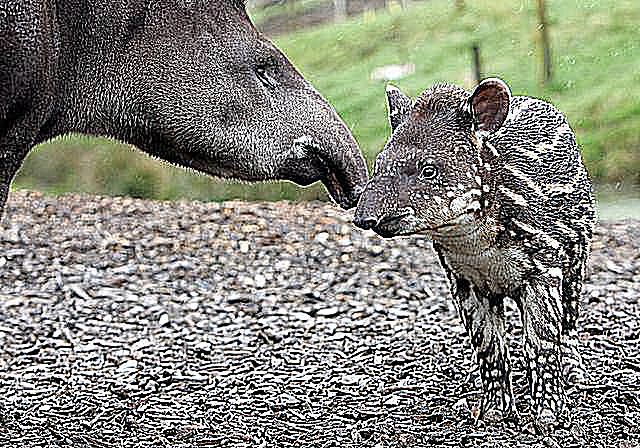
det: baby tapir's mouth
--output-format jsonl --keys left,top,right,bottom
{"left": 428, "top": 212, "right": 477, "bottom": 237}
{"left": 354, "top": 210, "right": 414, "bottom": 238}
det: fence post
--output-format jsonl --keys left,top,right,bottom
{"left": 537, "top": 0, "right": 552, "bottom": 84}
{"left": 472, "top": 43, "right": 482, "bottom": 85}
{"left": 334, "top": 0, "right": 347, "bottom": 21}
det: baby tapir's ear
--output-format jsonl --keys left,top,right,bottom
{"left": 468, "top": 78, "right": 511, "bottom": 134}
{"left": 386, "top": 84, "right": 413, "bottom": 132}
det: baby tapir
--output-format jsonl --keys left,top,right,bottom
{"left": 354, "top": 78, "right": 596, "bottom": 429}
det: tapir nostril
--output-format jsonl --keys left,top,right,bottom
{"left": 354, "top": 216, "right": 379, "bottom": 230}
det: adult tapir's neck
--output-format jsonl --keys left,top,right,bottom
{"left": 38, "top": 0, "right": 248, "bottom": 143}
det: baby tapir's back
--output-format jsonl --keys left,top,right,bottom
{"left": 489, "top": 96, "right": 596, "bottom": 249}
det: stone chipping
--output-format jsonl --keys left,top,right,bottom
{"left": 0, "top": 191, "right": 638, "bottom": 447}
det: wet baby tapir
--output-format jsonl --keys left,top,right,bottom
{"left": 354, "top": 78, "right": 596, "bottom": 430}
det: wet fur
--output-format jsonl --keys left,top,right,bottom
{"left": 356, "top": 79, "right": 596, "bottom": 430}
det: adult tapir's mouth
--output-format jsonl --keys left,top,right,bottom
{"left": 293, "top": 136, "right": 364, "bottom": 209}
{"left": 318, "top": 153, "right": 367, "bottom": 210}
{"left": 321, "top": 169, "right": 354, "bottom": 210}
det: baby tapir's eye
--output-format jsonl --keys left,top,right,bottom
{"left": 419, "top": 164, "right": 438, "bottom": 180}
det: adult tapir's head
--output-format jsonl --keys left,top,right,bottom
{"left": 53, "top": 0, "right": 367, "bottom": 208}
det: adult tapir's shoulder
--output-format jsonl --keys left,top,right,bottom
{"left": 0, "top": 1, "right": 58, "bottom": 117}
{"left": 0, "top": 1, "right": 57, "bottom": 59}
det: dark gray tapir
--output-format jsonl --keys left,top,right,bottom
{"left": 0, "top": 0, "right": 368, "bottom": 212}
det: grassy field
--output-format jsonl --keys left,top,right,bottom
{"left": 14, "top": 0, "right": 640, "bottom": 203}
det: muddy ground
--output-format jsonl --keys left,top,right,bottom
{"left": 0, "top": 191, "right": 639, "bottom": 448}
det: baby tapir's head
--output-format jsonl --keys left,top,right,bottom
{"left": 354, "top": 78, "right": 511, "bottom": 238}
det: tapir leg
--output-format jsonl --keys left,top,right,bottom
{"left": 0, "top": 106, "right": 49, "bottom": 213}
{"left": 561, "top": 242, "right": 589, "bottom": 384}
{"left": 434, "top": 244, "right": 516, "bottom": 421}
{"left": 0, "top": 144, "right": 31, "bottom": 214}
{"left": 0, "top": 0, "right": 58, "bottom": 214}
{"left": 517, "top": 271, "right": 566, "bottom": 431}
{"left": 451, "top": 277, "right": 515, "bottom": 421}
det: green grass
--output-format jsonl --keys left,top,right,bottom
{"left": 248, "top": 0, "right": 328, "bottom": 26}
{"left": 273, "top": 0, "right": 640, "bottom": 177}
{"left": 14, "top": 0, "right": 640, "bottom": 202}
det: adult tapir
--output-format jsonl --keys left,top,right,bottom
{"left": 0, "top": 0, "right": 368, "bottom": 212}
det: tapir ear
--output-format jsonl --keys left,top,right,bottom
{"left": 468, "top": 78, "right": 511, "bottom": 134}
{"left": 386, "top": 84, "right": 413, "bottom": 132}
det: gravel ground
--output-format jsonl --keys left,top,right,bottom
{"left": 1, "top": 191, "right": 639, "bottom": 448}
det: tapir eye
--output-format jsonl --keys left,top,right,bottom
{"left": 419, "top": 164, "right": 438, "bottom": 180}
{"left": 255, "top": 65, "right": 278, "bottom": 89}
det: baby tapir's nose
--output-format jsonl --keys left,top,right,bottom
{"left": 353, "top": 188, "right": 382, "bottom": 229}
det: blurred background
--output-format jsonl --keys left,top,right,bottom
{"left": 13, "top": 0, "right": 639, "bottom": 216}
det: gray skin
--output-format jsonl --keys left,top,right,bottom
{"left": 355, "top": 78, "right": 595, "bottom": 431}
{"left": 0, "top": 0, "right": 367, "bottom": 213}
